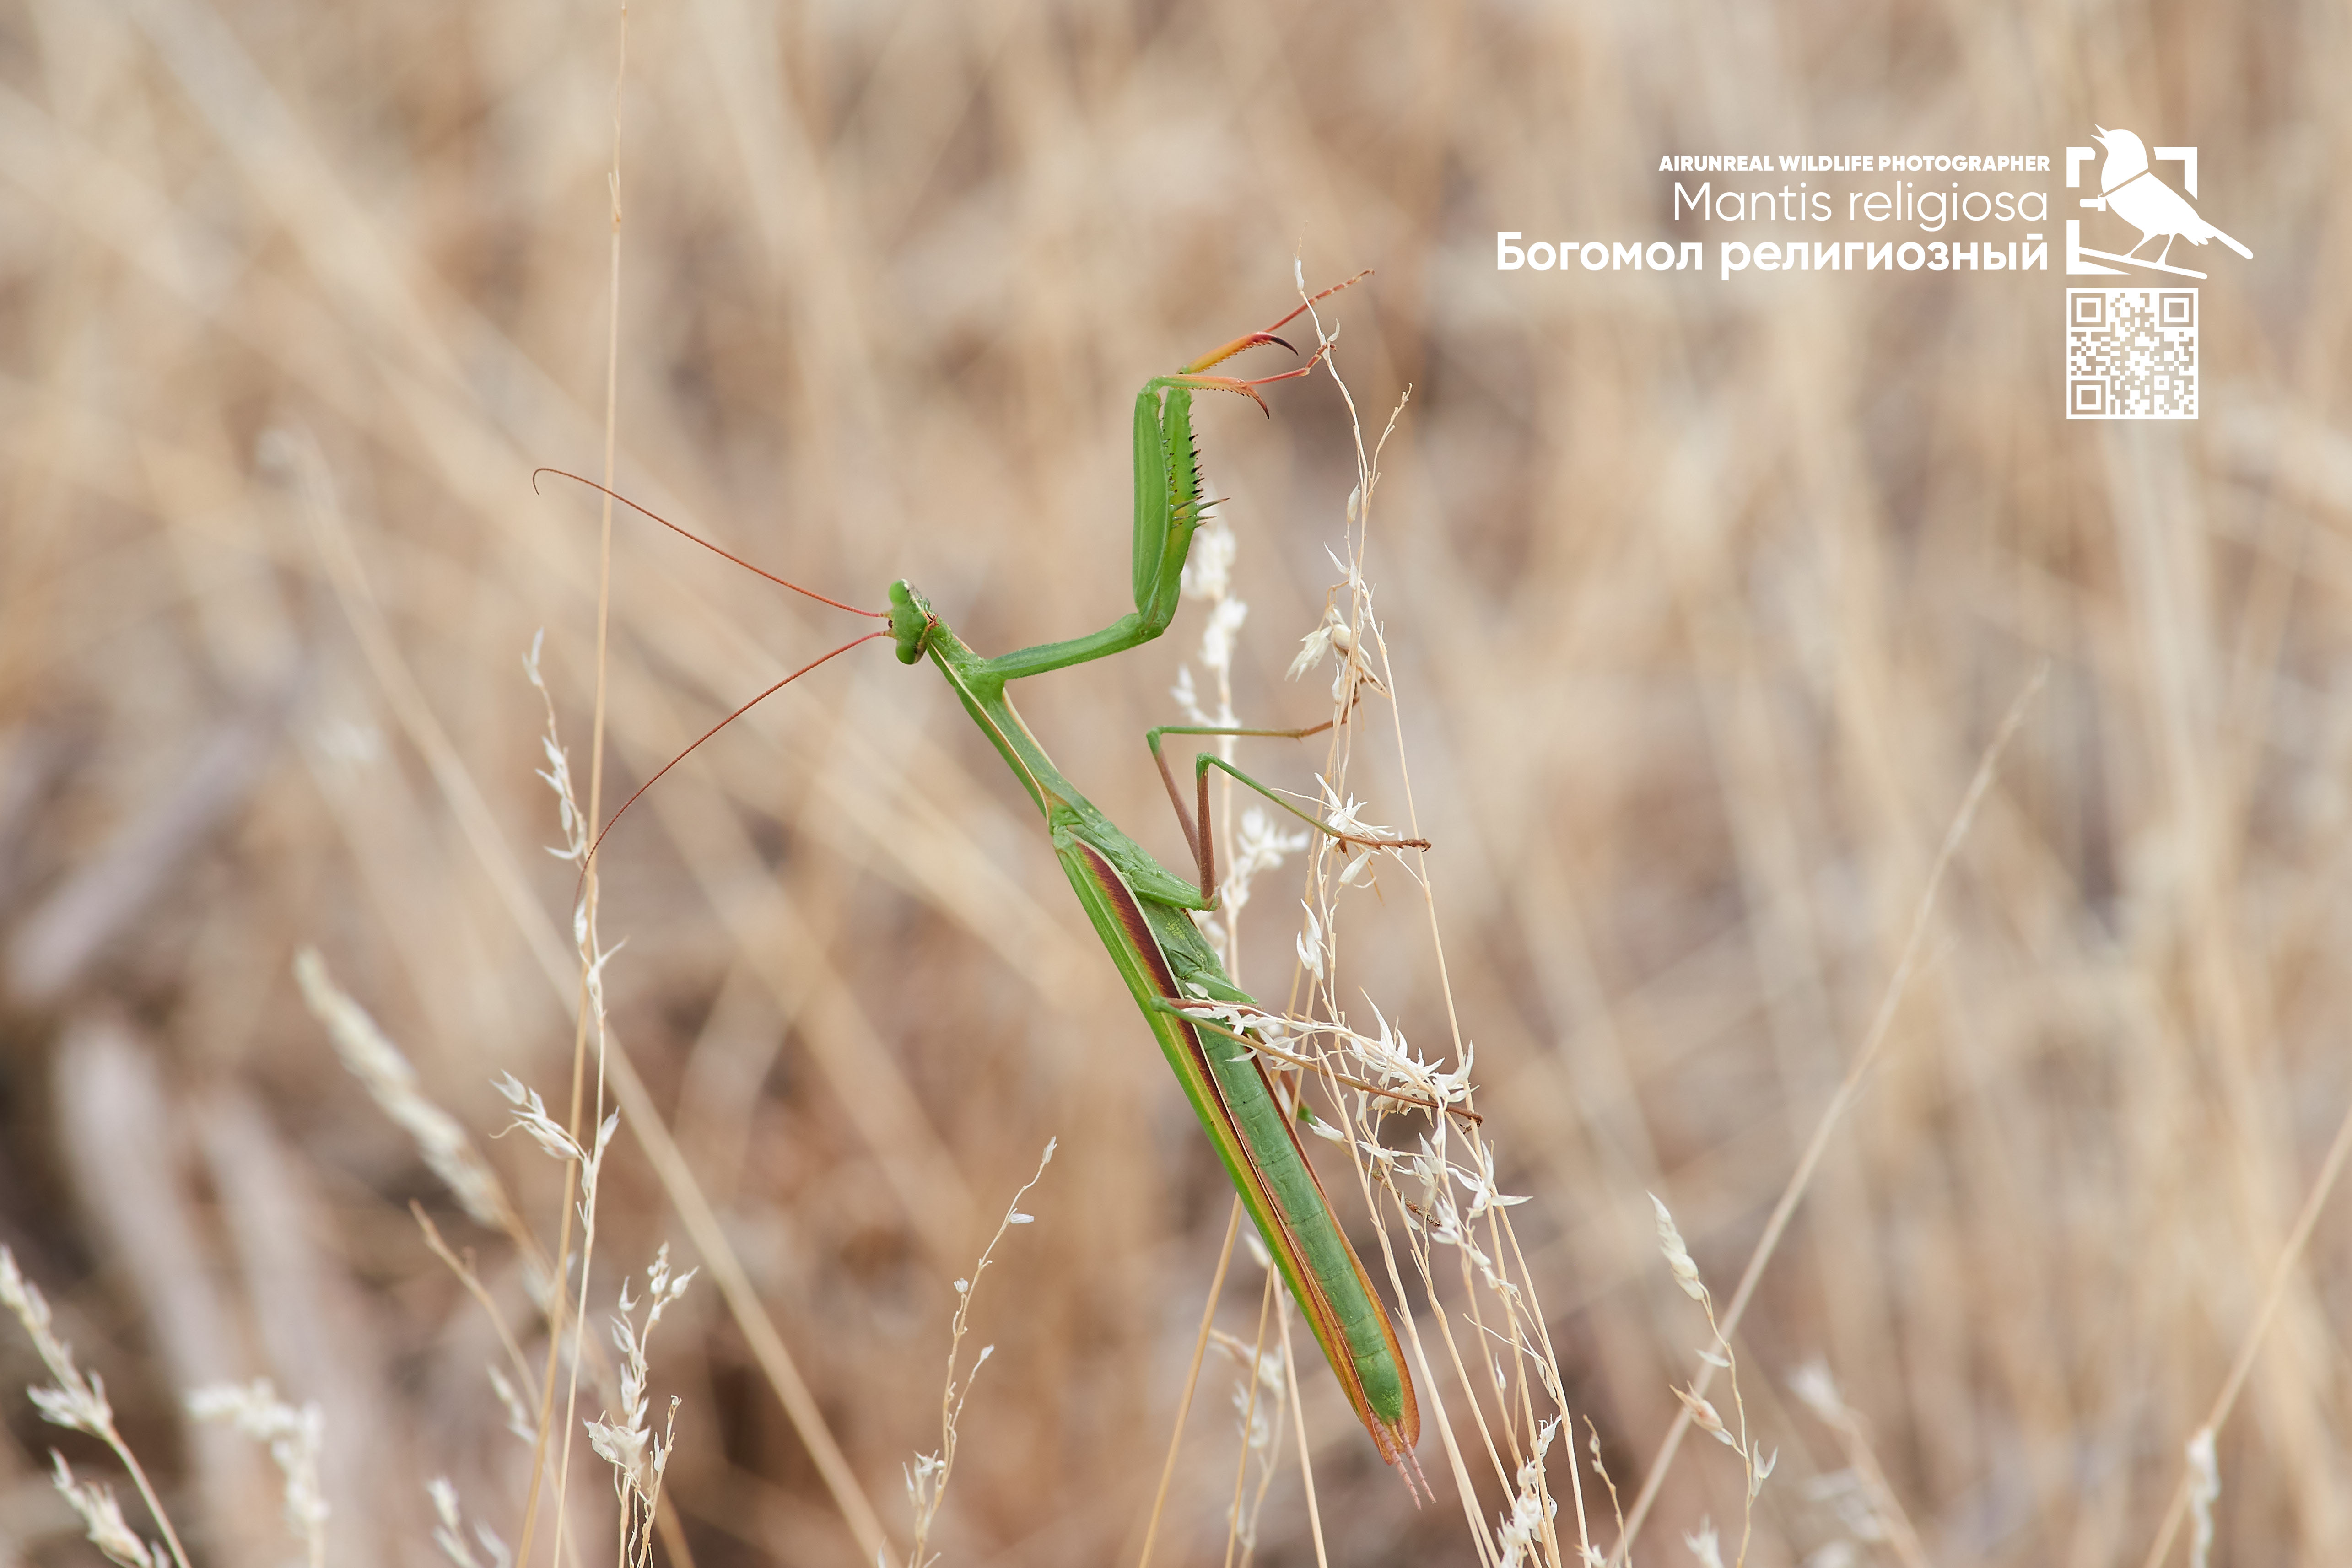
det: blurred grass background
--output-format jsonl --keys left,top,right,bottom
{"left": 2, "top": 0, "right": 2349, "bottom": 1563}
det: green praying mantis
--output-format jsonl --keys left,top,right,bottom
{"left": 543, "top": 274, "right": 1444, "bottom": 1476}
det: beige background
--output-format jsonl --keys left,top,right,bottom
{"left": 1, "top": 0, "right": 2346, "bottom": 1563}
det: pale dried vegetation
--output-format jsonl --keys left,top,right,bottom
{"left": 1, "top": 1, "right": 2347, "bottom": 1565}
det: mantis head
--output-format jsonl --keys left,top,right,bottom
{"left": 889, "top": 580, "right": 936, "bottom": 664}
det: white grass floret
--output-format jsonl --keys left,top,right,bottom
{"left": 903, "top": 1140, "right": 1055, "bottom": 1568}
{"left": 1225, "top": 808, "right": 1308, "bottom": 921}
{"left": 486, "top": 1364, "right": 536, "bottom": 1443}
{"left": 1199, "top": 597, "right": 1249, "bottom": 688}
{"left": 5, "top": 1250, "right": 194, "bottom": 1568}
{"left": 3, "top": 1248, "right": 110, "bottom": 1437}
{"left": 293, "top": 948, "right": 511, "bottom": 1229}
{"left": 1451, "top": 1138, "right": 1532, "bottom": 1222}
{"left": 495, "top": 1072, "right": 605, "bottom": 1168}
{"left": 1651, "top": 1193, "right": 1707, "bottom": 1304}
{"left": 1181, "top": 511, "right": 1237, "bottom": 603}
{"left": 1171, "top": 664, "right": 1209, "bottom": 727}
{"left": 1210, "top": 1332, "right": 1288, "bottom": 1455}
{"left": 523, "top": 631, "right": 590, "bottom": 865}
{"left": 426, "top": 1476, "right": 513, "bottom": 1568}
{"left": 186, "top": 1379, "right": 328, "bottom": 1560}
{"left": 586, "top": 1245, "right": 697, "bottom": 1504}
{"left": 51, "top": 1454, "right": 157, "bottom": 1568}
{"left": 2186, "top": 1426, "right": 2219, "bottom": 1568}
{"left": 1494, "top": 1417, "right": 1560, "bottom": 1568}
{"left": 1286, "top": 610, "right": 1341, "bottom": 684}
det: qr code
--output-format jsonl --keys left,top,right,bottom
{"left": 2067, "top": 289, "right": 2197, "bottom": 419}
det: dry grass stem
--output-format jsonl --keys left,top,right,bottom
{"left": 4, "top": 1250, "right": 195, "bottom": 1568}
{"left": 1611, "top": 663, "right": 2048, "bottom": 1565}
{"left": 1647, "top": 1193, "right": 1774, "bottom": 1567}
{"left": 904, "top": 1138, "right": 1057, "bottom": 1568}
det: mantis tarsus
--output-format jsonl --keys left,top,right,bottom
{"left": 542, "top": 274, "right": 1438, "bottom": 1476}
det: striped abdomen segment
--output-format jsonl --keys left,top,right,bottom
{"left": 1056, "top": 830, "right": 1418, "bottom": 1463}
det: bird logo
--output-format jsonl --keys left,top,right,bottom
{"left": 2071, "top": 127, "right": 2250, "bottom": 277}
